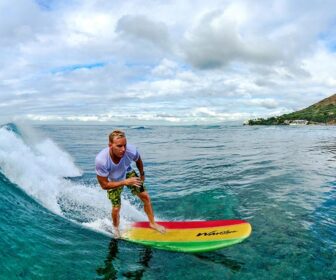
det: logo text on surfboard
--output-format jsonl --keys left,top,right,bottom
{"left": 196, "top": 230, "right": 237, "bottom": 237}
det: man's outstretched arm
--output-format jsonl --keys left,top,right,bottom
{"left": 97, "top": 175, "right": 142, "bottom": 190}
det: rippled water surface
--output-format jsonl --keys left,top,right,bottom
{"left": 0, "top": 123, "right": 335, "bottom": 279}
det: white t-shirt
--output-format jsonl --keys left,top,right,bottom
{"left": 95, "top": 144, "right": 140, "bottom": 182}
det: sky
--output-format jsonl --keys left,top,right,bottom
{"left": 1, "top": 0, "right": 336, "bottom": 124}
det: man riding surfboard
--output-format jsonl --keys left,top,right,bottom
{"left": 95, "top": 130, "right": 165, "bottom": 237}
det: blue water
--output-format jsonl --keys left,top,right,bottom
{"left": 0, "top": 123, "right": 335, "bottom": 279}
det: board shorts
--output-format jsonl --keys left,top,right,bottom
{"left": 107, "top": 170, "right": 146, "bottom": 208}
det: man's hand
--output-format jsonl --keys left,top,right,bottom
{"left": 125, "top": 177, "right": 142, "bottom": 188}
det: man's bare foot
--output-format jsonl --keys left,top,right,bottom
{"left": 149, "top": 223, "right": 166, "bottom": 234}
{"left": 113, "top": 227, "right": 121, "bottom": 239}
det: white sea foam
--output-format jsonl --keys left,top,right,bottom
{"left": 0, "top": 124, "right": 146, "bottom": 237}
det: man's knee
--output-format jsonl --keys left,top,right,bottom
{"left": 139, "top": 192, "right": 151, "bottom": 204}
{"left": 112, "top": 207, "right": 120, "bottom": 214}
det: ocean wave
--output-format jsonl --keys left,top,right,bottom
{"left": 0, "top": 123, "right": 145, "bottom": 237}
{"left": 1, "top": 122, "right": 23, "bottom": 136}
{"left": 130, "top": 126, "right": 152, "bottom": 130}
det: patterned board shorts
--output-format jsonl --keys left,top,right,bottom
{"left": 107, "top": 170, "right": 146, "bottom": 208}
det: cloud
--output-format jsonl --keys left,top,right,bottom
{"left": 151, "top": 59, "right": 178, "bottom": 77}
{"left": 181, "top": 1, "right": 336, "bottom": 70}
{"left": 303, "top": 45, "right": 336, "bottom": 88}
{"left": 0, "top": 0, "right": 49, "bottom": 46}
{"left": 116, "top": 14, "right": 171, "bottom": 51}
{"left": 182, "top": 8, "right": 279, "bottom": 68}
{"left": 1, "top": 0, "right": 336, "bottom": 124}
{"left": 244, "top": 98, "right": 279, "bottom": 109}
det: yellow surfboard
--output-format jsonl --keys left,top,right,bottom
{"left": 122, "top": 220, "right": 252, "bottom": 253}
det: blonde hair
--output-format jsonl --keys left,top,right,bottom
{"left": 109, "top": 130, "right": 126, "bottom": 143}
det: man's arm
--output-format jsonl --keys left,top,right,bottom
{"left": 136, "top": 156, "right": 145, "bottom": 181}
{"left": 97, "top": 175, "right": 142, "bottom": 190}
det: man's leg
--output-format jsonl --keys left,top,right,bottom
{"left": 112, "top": 207, "right": 121, "bottom": 238}
{"left": 126, "top": 170, "right": 165, "bottom": 234}
{"left": 137, "top": 191, "right": 166, "bottom": 233}
{"left": 107, "top": 187, "right": 123, "bottom": 238}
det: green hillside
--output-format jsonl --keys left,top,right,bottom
{"left": 247, "top": 93, "right": 336, "bottom": 125}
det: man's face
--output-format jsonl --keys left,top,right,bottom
{"left": 109, "top": 137, "right": 127, "bottom": 158}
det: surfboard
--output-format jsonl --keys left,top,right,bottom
{"left": 122, "top": 220, "right": 252, "bottom": 253}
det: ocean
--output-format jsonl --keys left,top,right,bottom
{"left": 0, "top": 123, "right": 335, "bottom": 279}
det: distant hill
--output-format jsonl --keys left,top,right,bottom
{"left": 247, "top": 93, "right": 336, "bottom": 125}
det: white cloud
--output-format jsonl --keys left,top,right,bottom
{"left": 0, "top": 0, "right": 48, "bottom": 45}
{"left": 1, "top": 0, "right": 336, "bottom": 124}
{"left": 182, "top": 8, "right": 277, "bottom": 69}
{"left": 151, "top": 59, "right": 178, "bottom": 77}
{"left": 189, "top": 107, "right": 252, "bottom": 122}
{"left": 303, "top": 46, "right": 336, "bottom": 88}
{"left": 116, "top": 15, "right": 170, "bottom": 50}
{"left": 244, "top": 98, "right": 279, "bottom": 109}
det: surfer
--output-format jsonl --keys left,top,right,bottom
{"left": 95, "top": 130, "right": 166, "bottom": 238}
